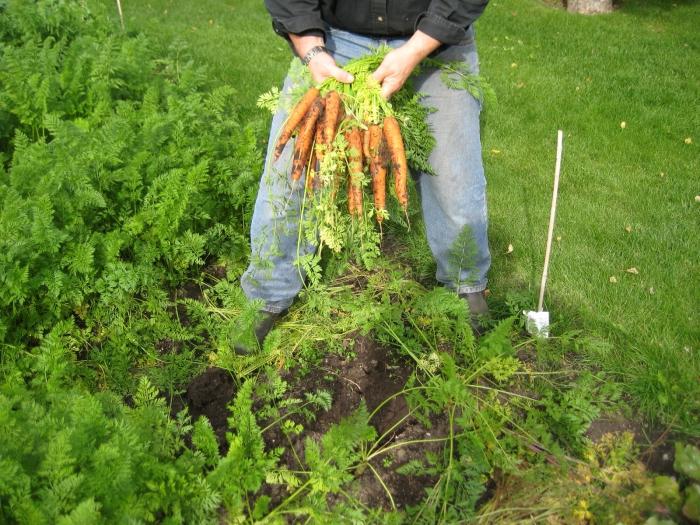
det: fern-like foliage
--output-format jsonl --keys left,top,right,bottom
{"left": 0, "top": 378, "right": 221, "bottom": 523}
{"left": 0, "top": 0, "right": 263, "bottom": 394}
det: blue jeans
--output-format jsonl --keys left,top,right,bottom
{"left": 242, "top": 27, "right": 491, "bottom": 313}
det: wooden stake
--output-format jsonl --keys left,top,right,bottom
{"left": 537, "top": 130, "right": 564, "bottom": 312}
{"left": 116, "top": 0, "right": 125, "bottom": 30}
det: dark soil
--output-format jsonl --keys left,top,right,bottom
{"left": 262, "top": 334, "right": 445, "bottom": 510}
{"left": 586, "top": 412, "right": 677, "bottom": 475}
{"left": 171, "top": 367, "right": 237, "bottom": 452}
{"left": 175, "top": 334, "right": 445, "bottom": 511}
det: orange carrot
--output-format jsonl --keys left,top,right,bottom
{"left": 344, "top": 128, "right": 364, "bottom": 217}
{"left": 383, "top": 115, "right": 408, "bottom": 211}
{"left": 274, "top": 87, "right": 320, "bottom": 161}
{"left": 367, "top": 124, "right": 383, "bottom": 159}
{"left": 368, "top": 125, "right": 386, "bottom": 223}
{"left": 306, "top": 147, "right": 317, "bottom": 193}
{"left": 321, "top": 91, "right": 342, "bottom": 147}
{"left": 362, "top": 127, "right": 371, "bottom": 161}
{"left": 347, "top": 171, "right": 356, "bottom": 215}
{"left": 314, "top": 116, "right": 325, "bottom": 164}
{"left": 291, "top": 98, "right": 324, "bottom": 182}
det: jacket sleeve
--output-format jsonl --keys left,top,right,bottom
{"left": 417, "top": 0, "right": 489, "bottom": 45}
{"left": 264, "top": 0, "right": 327, "bottom": 39}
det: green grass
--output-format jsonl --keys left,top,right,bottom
{"left": 103, "top": 0, "right": 699, "bottom": 433}
{"left": 108, "top": 0, "right": 291, "bottom": 121}
{"left": 477, "top": 0, "right": 699, "bottom": 432}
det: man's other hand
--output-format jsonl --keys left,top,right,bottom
{"left": 372, "top": 31, "right": 442, "bottom": 99}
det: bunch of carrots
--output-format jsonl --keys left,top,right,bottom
{"left": 258, "top": 47, "right": 490, "bottom": 263}
{"left": 273, "top": 83, "right": 409, "bottom": 224}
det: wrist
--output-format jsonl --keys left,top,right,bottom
{"left": 289, "top": 33, "right": 325, "bottom": 60}
{"left": 403, "top": 30, "right": 442, "bottom": 62}
{"left": 300, "top": 45, "right": 329, "bottom": 66}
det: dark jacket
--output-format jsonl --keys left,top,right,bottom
{"left": 264, "top": 0, "right": 488, "bottom": 46}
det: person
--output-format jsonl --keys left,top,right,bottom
{"left": 239, "top": 0, "right": 492, "bottom": 351}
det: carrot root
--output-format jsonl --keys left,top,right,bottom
{"left": 291, "top": 98, "right": 324, "bottom": 182}
{"left": 274, "top": 87, "right": 320, "bottom": 161}
{"left": 383, "top": 115, "right": 408, "bottom": 211}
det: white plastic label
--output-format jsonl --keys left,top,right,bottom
{"left": 525, "top": 311, "right": 550, "bottom": 338}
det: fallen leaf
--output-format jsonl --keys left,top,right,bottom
{"left": 620, "top": 121, "right": 627, "bottom": 129}
{"left": 609, "top": 276, "right": 617, "bottom": 283}
{"left": 511, "top": 62, "right": 518, "bottom": 68}
{"left": 625, "top": 225, "right": 632, "bottom": 233}
{"left": 625, "top": 267, "right": 639, "bottom": 274}
{"left": 695, "top": 195, "right": 700, "bottom": 203}
{"left": 685, "top": 137, "right": 693, "bottom": 144}
{"left": 660, "top": 171, "right": 666, "bottom": 177}
{"left": 490, "top": 149, "right": 502, "bottom": 155}
{"left": 556, "top": 236, "right": 562, "bottom": 242}
{"left": 506, "top": 243, "right": 514, "bottom": 254}
{"left": 649, "top": 287, "right": 655, "bottom": 294}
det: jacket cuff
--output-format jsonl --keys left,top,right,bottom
{"left": 271, "top": 14, "right": 328, "bottom": 39}
{"left": 416, "top": 11, "right": 468, "bottom": 45}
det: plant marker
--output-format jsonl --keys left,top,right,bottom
{"left": 525, "top": 130, "right": 564, "bottom": 338}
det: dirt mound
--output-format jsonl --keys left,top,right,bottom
{"left": 176, "top": 335, "right": 444, "bottom": 511}
{"left": 172, "top": 367, "right": 237, "bottom": 452}
{"left": 262, "top": 335, "right": 444, "bottom": 509}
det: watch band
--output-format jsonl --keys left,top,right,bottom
{"left": 301, "top": 45, "right": 328, "bottom": 66}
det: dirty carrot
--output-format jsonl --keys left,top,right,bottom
{"left": 322, "top": 90, "right": 342, "bottom": 147}
{"left": 291, "top": 98, "right": 324, "bottom": 181}
{"left": 368, "top": 124, "right": 386, "bottom": 223}
{"left": 383, "top": 115, "right": 408, "bottom": 210}
{"left": 306, "top": 147, "right": 317, "bottom": 192}
{"left": 344, "top": 127, "right": 364, "bottom": 217}
{"left": 274, "top": 87, "right": 319, "bottom": 161}
{"left": 362, "top": 127, "right": 371, "bottom": 161}
{"left": 314, "top": 116, "right": 325, "bottom": 163}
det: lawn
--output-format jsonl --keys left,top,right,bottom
{"left": 1, "top": 0, "right": 698, "bottom": 522}
{"left": 116, "top": 0, "right": 699, "bottom": 430}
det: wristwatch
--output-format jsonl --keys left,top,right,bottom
{"left": 301, "top": 45, "right": 328, "bottom": 66}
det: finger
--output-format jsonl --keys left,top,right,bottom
{"left": 330, "top": 65, "right": 354, "bottom": 84}
{"left": 381, "top": 83, "right": 393, "bottom": 100}
{"left": 379, "top": 77, "right": 398, "bottom": 99}
{"left": 371, "top": 64, "right": 388, "bottom": 84}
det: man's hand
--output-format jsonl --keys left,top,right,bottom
{"left": 372, "top": 31, "right": 442, "bottom": 99}
{"left": 307, "top": 52, "right": 354, "bottom": 84}
{"left": 289, "top": 33, "right": 354, "bottom": 85}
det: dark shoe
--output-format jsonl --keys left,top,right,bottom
{"left": 234, "top": 310, "right": 281, "bottom": 355}
{"left": 459, "top": 291, "right": 490, "bottom": 335}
